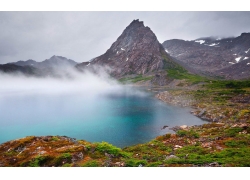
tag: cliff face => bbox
[76,19,178,79]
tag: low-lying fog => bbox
[0,68,205,147]
[0,68,125,97]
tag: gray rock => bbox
[165,155,179,160]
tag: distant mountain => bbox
[76,19,182,83]
[162,33,250,79]
[0,64,39,75]
[1,56,78,77]
[10,56,77,69]
[12,59,38,67]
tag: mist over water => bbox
[0,69,205,147]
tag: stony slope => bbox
[162,33,250,79]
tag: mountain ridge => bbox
[162,32,250,79]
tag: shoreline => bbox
[1,83,250,167]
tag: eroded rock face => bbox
[76,19,176,78]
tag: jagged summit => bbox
[76,19,179,79]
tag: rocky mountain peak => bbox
[76,19,178,78]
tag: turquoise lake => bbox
[0,86,205,148]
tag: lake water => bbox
[0,86,205,148]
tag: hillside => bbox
[162,33,250,79]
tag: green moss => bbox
[125,159,147,167]
[94,141,130,157]
[52,153,72,166]
[166,68,208,84]
[119,75,153,83]
[176,129,200,138]
[206,80,250,89]
[29,155,48,167]
[224,127,243,137]
[225,140,248,147]
[60,153,72,159]
[62,163,72,167]
[51,136,59,141]
[81,160,100,167]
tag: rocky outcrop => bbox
[76,19,182,81]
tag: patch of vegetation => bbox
[62,163,72,167]
[81,160,100,167]
[212,148,250,166]
[52,153,72,166]
[225,140,248,147]
[95,142,131,158]
[224,127,243,137]
[206,80,250,89]
[29,155,49,167]
[119,75,153,83]
[51,136,59,141]
[167,69,208,84]
[176,129,200,138]
[125,158,147,167]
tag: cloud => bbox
[0,11,250,64]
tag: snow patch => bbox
[195,40,205,44]
[209,43,220,46]
[116,51,118,54]
[245,48,250,54]
[121,48,125,51]
[86,63,90,66]
[243,57,249,60]
[233,54,237,55]
[177,53,183,57]
[165,49,169,53]
[126,58,128,61]
[247,63,250,65]
[216,38,221,40]
[229,62,235,64]
[235,57,241,62]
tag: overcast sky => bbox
[0,11,250,64]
